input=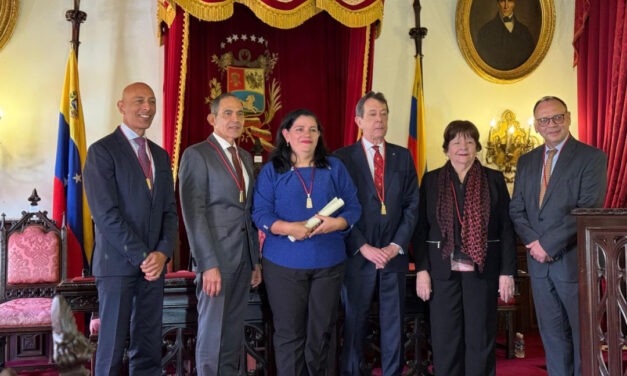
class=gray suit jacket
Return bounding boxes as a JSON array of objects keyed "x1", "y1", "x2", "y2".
[
  {"x1": 84, "y1": 127, "x2": 178, "y2": 277},
  {"x1": 178, "y1": 134, "x2": 260, "y2": 274},
  {"x1": 509, "y1": 136, "x2": 607, "y2": 281}
]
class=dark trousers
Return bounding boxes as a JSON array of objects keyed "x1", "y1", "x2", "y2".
[
  {"x1": 429, "y1": 271, "x2": 498, "y2": 376},
  {"x1": 531, "y1": 273, "x2": 580, "y2": 376},
  {"x1": 95, "y1": 275, "x2": 164, "y2": 376},
  {"x1": 263, "y1": 259, "x2": 345, "y2": 376},
  {"x1": 341, "y1": 270, "x2": 406, "y2": 376},
  {"x1": 195, "y1": 259, "x2": 250, "y2": 376}
]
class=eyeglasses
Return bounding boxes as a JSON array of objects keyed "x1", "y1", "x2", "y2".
[{"x1": 535, "y1": 113, "x2": 567, "y2": 127}]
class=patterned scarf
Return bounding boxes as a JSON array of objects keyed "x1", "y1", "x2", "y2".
[{"x1": 436, "y1": 159, "x2": 490, "y2": 271}]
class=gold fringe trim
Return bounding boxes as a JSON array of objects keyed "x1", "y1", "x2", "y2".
[
  {"x1": 157, "y1": 0, "x2": 177, "y2": 43},
  {"x1": 355, "y1": 23, "x2": 371, "y2": 141},
  {"x1": 169, "y1": 0, "x2": 382, "y2": 30},
  {"x1": 316, "y1": 0, "x2": 383, "y2": 29},
  {"x1": 171, "y1": 0, "x2": 235, "y2": 22},
  {"x1": 171, "y1": 11, "x2": 191, "y2": 182},
  {"x1": 157, "y1": 0, "x2": 177, "y2": 28},
  {"x1": 362, "y1": 24, "x2": 371, "y2": 95},
  {"x1": 237, "y1": 0, "x2": 321, "y2": 29}
]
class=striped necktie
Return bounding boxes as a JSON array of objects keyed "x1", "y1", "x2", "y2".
[{"x1": 539, "y1": 148, "x2": 556, "y2": 206}]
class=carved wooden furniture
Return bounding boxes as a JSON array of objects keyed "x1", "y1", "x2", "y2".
[
  {"x1": 57, "y1": 271, "x2": 198, "y2": 375},
  {"x1": 574, "y1": 208, "x2": 627, "y2": 375},
  {"x1": 356, "y1": 270, "x2": 430, "y2": 375},
  {"x1": 496, "y1": 303, "x2": 517, "y2": 359},
  {"x1": 57, "y1": 271, "x2": 430, "y2": 375},
  {"x1": 51, "y1": 294, "x2": 94, "y2": 375},
  {"x1": 56, "y1": 270, "x2": 272, "y2": 375},
  {"x1": 0, "y1": 195, "x2": 67, "y2": 372}
]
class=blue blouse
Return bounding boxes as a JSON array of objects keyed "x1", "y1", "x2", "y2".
[{"x1": 253, "y1": 157, "x2": 361, "y2": 269}]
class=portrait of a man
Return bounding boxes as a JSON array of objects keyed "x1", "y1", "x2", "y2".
[{"x1": 473, "y1": 0, "x2": 538, "y2": 71}]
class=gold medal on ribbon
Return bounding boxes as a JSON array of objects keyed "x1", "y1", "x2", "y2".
[
  {"x1": 306, "y1": 194, "x2": 313, "y2": 209},
  {"x1": 239, "y1": 190, "x2": 245, "y2": 203},
  {"x1": 381, "y1": 202, "x2": 387, "y2": 215}
]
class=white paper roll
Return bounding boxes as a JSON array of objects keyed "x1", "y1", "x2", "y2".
[{"x1": 288, "y1": 197, "x2": 345, "y2": 242}]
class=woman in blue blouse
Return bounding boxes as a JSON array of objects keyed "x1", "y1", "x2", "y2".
[{"x1": 253, "y1": 109, "x2": 361, "y2": 375}]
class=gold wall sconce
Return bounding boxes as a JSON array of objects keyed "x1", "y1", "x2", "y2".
[{"x1": 485, "y1": 109, "x2": 538, "y2": 183}]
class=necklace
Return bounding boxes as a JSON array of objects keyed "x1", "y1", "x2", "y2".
[{"x1": 292, "y1": 166, "x2": 315, "y2": 209}]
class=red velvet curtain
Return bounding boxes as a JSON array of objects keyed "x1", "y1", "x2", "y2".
[
  {"x1": 159, "y1": 0, "x2": 380, "y2": 268},
  {"x1": 160, "y1": 1, "x2": 379, "y2": 172},
  {"x1": 574, "y1": 0, "x2": 627, "y2": 208}
]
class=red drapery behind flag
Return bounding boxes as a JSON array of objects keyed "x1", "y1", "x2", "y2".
[
  {"x1": 408, "y1": 56, "x2": 427, "y2": 186},
  {"x1": 159, "y1": 0, "x2": 381, "y2": 269},
  {"x1": 53, "y1": 47, "x2": 94, "y2": 278},
  {"x1": 573, "y1": 0, "x2": 627, "y2": 208}
]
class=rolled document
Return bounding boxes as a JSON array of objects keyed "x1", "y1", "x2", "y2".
[{"x1": 288, "y1": 197, "x2": 345, "y2": 242}]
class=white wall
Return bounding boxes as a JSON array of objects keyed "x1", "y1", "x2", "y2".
[
  {"x1": 374, "y1": 0, "x2": 576, "y2": 168},
  {"x1": 0, "y1": 0, "x2": 575, "y2": 215},
  {"x1": 0, "y1": 0, "x2": 162, "y2": 214}
]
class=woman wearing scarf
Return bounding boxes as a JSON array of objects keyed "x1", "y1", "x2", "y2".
[{"x1": 414, "y1": 120, "x2": 516, "y2": 376}]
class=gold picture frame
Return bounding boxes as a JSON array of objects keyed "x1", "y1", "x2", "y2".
[
  {"x1": 0, "y1": 0, "x2": 19, "y2": 51},
  {"x1": 456, "y1": 0, "x2": 555, "y2": 84}
]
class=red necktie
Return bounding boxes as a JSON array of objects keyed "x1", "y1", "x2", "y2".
[
  {"x1": 373, "y1": 145, "x2": 384, "y2": 198},
  {"x1": 539, "y1": 148, "x2": 556, "y2": 206},
  {"x1": 228, "y1": 146, "x2": 246, "y2": 200},
  {"x1": 133, "y1": 137, "x2": 153, "y2": 190}
]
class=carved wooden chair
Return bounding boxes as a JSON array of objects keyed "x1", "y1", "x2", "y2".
[{"x1": 0, "y1": 193, "x2": 66, "y2": 372}]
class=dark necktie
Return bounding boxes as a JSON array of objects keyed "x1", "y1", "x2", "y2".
[
  {"x1": 503, "y1": 16, "x2": 513, "y2": 22},
  {"x1": 133, "y1": 137, "x2": 153, "y2": 190},
  {"x1": 228, "y1": 146, "x2": 246, "y2": 201},
  {"x1": 373, "y1": 145, "x2": 384, "y2": 198},
  {"x1": 539, "y1": 148, "x2": 556, "y2": 206}
]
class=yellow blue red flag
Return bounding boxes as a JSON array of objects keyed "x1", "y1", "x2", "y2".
[
  {"x1": 408, "y1": 56, "x2": 427, "y2": 186},
  {"x1": 53, "y1": 47, "x2": 93, "y2": 278}
]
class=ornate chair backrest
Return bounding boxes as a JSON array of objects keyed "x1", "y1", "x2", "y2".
[{"x1": 0, "y1": 210, "x2": 67, "y2": 303}]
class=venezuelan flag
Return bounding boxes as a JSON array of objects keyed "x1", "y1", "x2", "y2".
[
  {"x1": 53, "y1": 47, "x2": 93, "y2": 278},
  {"x1": 408, "y1": 56, "x2": 427, "y2": 186}
]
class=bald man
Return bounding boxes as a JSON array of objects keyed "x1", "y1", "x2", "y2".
[{"x1": 84, "y1": 82, "x2": 178, "y2": 375}]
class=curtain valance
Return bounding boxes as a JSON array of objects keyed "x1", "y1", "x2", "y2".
[{"x1": 159, "y1": 0, "x2": 383, "y2": 30}]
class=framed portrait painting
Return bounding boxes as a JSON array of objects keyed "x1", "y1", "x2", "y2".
[
  {"x1": 456, "y1": 0, "x2": 555, "y2": 83},
  {"x1": 0, "y1": 0, "x2": 19, "y2": 51}
]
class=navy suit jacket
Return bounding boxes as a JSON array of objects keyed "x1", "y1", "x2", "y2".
[
  {"x1": 414, "y1": 166, "x2": 516, "y2": 280},
  {"x1": 335, "y1": 141, "x2": 419, "y2": 274},
  {"x1": 84, "y1": 127, "x2": 178, "y2": 277},
  {"x1": 509, "y1": 136, "x2": 607, "y2": 281}
]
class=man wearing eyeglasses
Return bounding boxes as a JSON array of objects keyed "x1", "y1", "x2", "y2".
[{"x1": 510, "y1": 96, "x2": 607, "y2": 375}]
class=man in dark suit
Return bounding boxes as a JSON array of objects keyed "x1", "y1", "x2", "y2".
[
  {"x1": 336, "y1": 91, "x2": 419, "y2": 376},
  {"x1": 510, "y1": 96, "x2": 607, "y2": 375},
  {"x1": 476, "y1": 0, "x2": 535, "y2": 70},
  {"x1": 178, "y1": 93, "x2": 262, "y2": 376},
  {"x1": 83, "y1": 82, "x2": 178, "y2": 375}
]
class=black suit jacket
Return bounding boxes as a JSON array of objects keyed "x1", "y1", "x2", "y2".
[
  {"x1": 84, "y1": 127, "x2": 178, "y2": 277},
  {"x1": 335, "y1": 141, "x2": 419, "y2": 274},
  {"x1": 414, "y1": 165, "x2": 516, "y2": 280},
  {"x1": 476, "y1": 13, "x2": 535, "y2": 70}
]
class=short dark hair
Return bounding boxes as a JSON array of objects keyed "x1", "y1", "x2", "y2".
[
  {"x1": 533, "y1": 96, "x2": 568, "y2": 114},
  {"x1": 442, "y1": 120, "x2": 483, "y2": 152},
  {"x1": 355, "y1": 91, "x2": 389, "y2": 117},
  {"x1": 270, "y1": 109, "x2": 330, "y2": 173},
  {"x1": 210, "y1": 92, "x2": 240, "y2": 114}
]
